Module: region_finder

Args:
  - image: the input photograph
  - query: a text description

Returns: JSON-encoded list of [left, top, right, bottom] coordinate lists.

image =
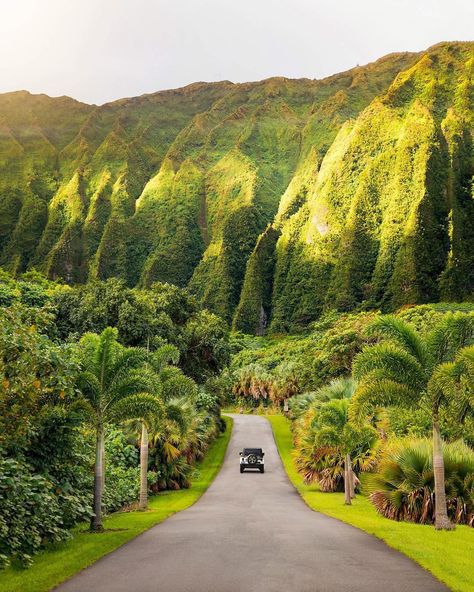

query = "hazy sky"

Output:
[[0, 0, 472, 105]]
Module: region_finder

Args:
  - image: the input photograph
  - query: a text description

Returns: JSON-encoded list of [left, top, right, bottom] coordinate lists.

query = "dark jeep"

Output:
[[239, 447, 265, 473]]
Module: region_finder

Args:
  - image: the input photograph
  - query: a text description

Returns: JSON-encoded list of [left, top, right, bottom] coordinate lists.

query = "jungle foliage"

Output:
[[226, 303, 474, 529], [0, 272, 229, 567], [1, 43, 472, 331]]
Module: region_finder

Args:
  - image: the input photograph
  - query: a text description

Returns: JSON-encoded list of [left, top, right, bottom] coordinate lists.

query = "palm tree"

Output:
[[136, 348, 201, 495], [78, 327, 162, 531], [148, 398, 196, 490], [367, 438, 474, 525], [290, 377, 356, 419], [431, 344, 474, 428], [136, 344, 180, 510], [294, 379, 378, 504], [232, 363, 272, 402], [271, 362, 300, 405], [351, 313, 474, 530]]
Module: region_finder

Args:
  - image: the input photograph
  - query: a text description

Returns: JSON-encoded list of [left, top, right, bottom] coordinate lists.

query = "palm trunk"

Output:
[[139, 422, 149, 510], [101, 435, 105, 490], [344, 453, 352, 505], [91, 426, 105, 531], [350, 468, 356, 499], [432, 418, 454, 530]]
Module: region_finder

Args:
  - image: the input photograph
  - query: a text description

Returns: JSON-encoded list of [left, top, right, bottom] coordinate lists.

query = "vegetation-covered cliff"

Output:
[[0, 42, 472, 332]]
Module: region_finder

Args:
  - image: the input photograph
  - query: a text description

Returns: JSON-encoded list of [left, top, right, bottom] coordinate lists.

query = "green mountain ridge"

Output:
[[0, 42, 472, 332]]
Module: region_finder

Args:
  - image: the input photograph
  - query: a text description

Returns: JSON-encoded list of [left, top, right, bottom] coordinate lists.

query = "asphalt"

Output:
[[57, 414, 448, 592]]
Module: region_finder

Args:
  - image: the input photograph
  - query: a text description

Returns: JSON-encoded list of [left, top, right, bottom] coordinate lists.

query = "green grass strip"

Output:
[[267, 414, 474, 592], [0, 416, 233, 592]]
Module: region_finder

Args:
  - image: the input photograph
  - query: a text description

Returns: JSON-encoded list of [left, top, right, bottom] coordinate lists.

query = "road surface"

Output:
[[57, 414, 448, 592]]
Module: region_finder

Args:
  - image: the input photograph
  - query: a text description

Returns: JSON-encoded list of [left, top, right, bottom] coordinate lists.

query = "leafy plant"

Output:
[[367, 438, 474, 526], [290, 377, 357, 419], [77, 327, 163, 530], [0, 457, 90, 569], [351, 313, 474, 529], [294, 379, 378, 503]]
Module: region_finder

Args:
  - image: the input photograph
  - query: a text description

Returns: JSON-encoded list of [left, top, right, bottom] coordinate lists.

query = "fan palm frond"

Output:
[[106, 348, 149, 391], [367, 438, 474, 525]]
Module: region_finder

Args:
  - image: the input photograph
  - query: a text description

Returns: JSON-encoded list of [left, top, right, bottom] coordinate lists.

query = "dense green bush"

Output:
[[0, 273, 229, 567], [228, 311, 377, 405], [50, 278, 230, 383], [103, 466, 141, 513], [0, 305, 78, 453], [105, 428, 138, 470], [0, 457, 91, 569]]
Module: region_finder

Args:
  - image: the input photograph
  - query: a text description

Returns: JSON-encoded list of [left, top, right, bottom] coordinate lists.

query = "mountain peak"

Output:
[[0, 42, 472, 331]]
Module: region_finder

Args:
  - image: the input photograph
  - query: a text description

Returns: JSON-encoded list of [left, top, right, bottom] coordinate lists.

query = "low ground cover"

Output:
[[268, 415, 474, 592]]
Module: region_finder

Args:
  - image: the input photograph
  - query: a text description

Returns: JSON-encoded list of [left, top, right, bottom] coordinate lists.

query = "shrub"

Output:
[[103, 466, 141, 513], [289, 391, 319, 419], [294, 386, 378, 491], [367, 438, 474, 526], [105, 428, 138, 470], [194, 390, 220, 414], [0, 457, 91, 568]]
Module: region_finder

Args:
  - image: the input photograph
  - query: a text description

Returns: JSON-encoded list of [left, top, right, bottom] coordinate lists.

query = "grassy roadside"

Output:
[[267, 414, 474, 592], [0, 416, 233, 592], [222, 405, 281, 415]]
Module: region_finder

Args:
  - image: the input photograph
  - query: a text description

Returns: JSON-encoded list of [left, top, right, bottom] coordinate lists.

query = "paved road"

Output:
[[57, 414, 448, 592]]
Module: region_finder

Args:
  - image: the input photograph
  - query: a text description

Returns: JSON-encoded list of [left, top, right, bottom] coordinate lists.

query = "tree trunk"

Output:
[[139, 422, 149, 510], [350, 468, 356, 499], [91, 426, 105, 531], [432, 418, 454, 530], [101, 435, 105, 490], [344, 453, 352, 505]]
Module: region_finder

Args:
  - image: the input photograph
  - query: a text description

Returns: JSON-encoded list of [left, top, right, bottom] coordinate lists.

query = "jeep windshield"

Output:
[[243, 448, 263, 456]]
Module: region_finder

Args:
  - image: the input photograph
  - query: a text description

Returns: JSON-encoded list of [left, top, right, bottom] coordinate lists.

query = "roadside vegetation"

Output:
[[223, 302, 474, 587], [268, 415, 474, 592], [1, 265, 473, 590], [0, 271, 230, 570], [0, 416, 232, 592]]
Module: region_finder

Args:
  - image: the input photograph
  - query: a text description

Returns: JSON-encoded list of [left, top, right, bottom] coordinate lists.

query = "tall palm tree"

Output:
[[139, 420, 149, 510], [351, 313, 474, 530], [78, 327, 162, 531]]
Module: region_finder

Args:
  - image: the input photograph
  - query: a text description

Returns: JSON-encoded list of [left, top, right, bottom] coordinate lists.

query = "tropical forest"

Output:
[[0, 36, 473, 592]]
